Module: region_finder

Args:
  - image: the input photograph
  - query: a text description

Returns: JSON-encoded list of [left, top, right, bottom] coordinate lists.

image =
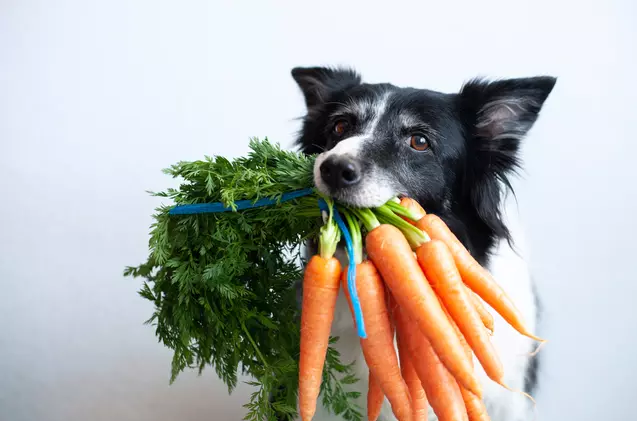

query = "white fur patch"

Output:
[[313, 92, 396, 207], [367, 92, 390, 136]]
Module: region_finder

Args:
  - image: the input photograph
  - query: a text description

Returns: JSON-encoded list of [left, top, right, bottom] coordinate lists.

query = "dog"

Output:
[[291, 66, 556, 421]]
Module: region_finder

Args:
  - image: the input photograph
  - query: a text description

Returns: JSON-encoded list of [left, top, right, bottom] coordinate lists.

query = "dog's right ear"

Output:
[[291, 66, 361, 109]]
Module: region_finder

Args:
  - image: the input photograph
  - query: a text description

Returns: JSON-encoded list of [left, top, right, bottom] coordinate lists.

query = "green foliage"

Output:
[[124, 138, 362, 420]]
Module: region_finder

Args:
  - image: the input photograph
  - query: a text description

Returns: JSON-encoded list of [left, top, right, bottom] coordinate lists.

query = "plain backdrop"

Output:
[[1, 1, 636, 420]]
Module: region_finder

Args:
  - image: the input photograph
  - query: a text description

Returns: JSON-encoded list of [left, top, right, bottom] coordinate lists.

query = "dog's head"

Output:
[[292, 66, 555, 248]]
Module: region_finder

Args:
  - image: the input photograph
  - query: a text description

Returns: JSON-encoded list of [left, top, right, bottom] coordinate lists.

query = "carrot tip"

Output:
[[527, 339, 548, 357], [500, 382, 536, 406], [300, 410, 315, 421], [527, 333, 547, 342]]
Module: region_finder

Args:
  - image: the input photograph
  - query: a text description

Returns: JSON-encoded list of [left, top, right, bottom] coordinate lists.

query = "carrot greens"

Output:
[[124, 139, 362, 421]]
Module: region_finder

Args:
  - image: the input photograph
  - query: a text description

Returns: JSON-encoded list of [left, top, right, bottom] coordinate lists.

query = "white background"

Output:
[[1, 1, 636, 420]]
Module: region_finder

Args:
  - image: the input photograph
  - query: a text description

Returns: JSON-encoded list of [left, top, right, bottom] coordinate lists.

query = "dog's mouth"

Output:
[[313, 178, 400, 208]]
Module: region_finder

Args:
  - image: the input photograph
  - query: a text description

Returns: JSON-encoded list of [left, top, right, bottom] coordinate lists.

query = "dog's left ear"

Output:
[[458, 76, 557, 239], [291, 66, 361, 109], [459, 76, 557, 148]]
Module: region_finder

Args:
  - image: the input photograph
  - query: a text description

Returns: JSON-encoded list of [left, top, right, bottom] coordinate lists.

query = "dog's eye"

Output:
[[409, 134, 429, 151], [333, 120, 349, 136]]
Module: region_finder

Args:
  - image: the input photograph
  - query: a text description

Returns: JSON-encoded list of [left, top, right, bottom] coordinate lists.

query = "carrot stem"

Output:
[[385, 199, 422, 222], [374, 205, 430, 248], [319, 199, 367, 339], [343, 210, 363, 264], [318, 198, 340, 259], [351, 208, 380, 232], [241, 321, 268, 367]]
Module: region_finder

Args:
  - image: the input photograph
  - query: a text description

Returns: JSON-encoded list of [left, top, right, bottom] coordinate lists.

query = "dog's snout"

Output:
[[319, 156, 361, 189]]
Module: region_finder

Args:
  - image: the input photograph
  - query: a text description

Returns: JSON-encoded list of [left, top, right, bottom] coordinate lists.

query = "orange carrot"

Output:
[[395, 201, 491, 335], [342, 261, 413, 421], [416, 239, 504, 387], [400, 353, 428, 421], [366, 288, 400, 421], [461, 388, 490, 421], [393, 301, 468, 421], [399, 197, 426, 225], [442, 299, 491, 421], [365, 224, 481, 397], [298, 255, 341, 421], [389, 293, 428, 421], [439, 296, 471, 361], [367, 371, 385, 421], [394, 319, 428, 419], [468, 288, 494, 333], [416, 214, 542, 342]]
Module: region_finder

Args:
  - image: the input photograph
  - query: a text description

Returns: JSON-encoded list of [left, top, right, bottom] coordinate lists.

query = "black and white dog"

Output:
[[292, 66, 556, 421]]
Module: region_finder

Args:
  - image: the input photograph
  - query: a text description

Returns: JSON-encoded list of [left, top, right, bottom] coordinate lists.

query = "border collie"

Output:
[[291, 66, 556, 421]]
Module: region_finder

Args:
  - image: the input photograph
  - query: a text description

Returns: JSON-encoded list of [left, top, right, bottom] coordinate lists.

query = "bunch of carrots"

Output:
[[298, 197, 545, 421]]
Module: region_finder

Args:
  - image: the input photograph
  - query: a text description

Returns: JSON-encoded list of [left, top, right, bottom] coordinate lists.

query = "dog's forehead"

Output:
[[331, 88, 390, 120], [334, 86, 449, 127]]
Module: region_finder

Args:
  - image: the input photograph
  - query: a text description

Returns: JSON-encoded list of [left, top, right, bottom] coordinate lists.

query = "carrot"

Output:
[[388, 293, 428, 421], [400, 352, 428, 421], [342, 261, 413, 421], [398, 197, 426, 225], [416, 239, 505, 387], [468, 288, 495, 334], [416, 214, 543, 342], [439, 296, 471, 360], [393, 300, 468, 421], [367, 371, 385, 421], [442, 299, 491, 421], [298, 255, 342, 421], [399, 197, 426, 217], [364, 222, 481, 397], [443, 286, 536, 413], [366, 286, 400, 421], [395, 324, 428, 419], [460, 388, 490, 421]]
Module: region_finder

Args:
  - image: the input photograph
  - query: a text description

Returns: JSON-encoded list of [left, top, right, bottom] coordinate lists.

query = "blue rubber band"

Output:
[[168, 189, 367, 338], [318, 199, 367, 339], [168, 188, 315, 215]]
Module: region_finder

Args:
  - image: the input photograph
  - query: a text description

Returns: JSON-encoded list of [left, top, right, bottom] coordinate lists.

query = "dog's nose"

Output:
[[319, 156, 361, 189]]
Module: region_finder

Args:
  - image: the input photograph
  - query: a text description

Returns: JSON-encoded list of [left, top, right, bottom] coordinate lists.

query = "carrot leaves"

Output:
[[124, 138, 362, 421]]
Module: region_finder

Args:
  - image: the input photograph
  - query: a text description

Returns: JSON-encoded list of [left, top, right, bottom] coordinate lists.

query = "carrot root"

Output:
[[526, 339, 548, 357], [499, 382, 537, 407], [366, 224, 482, 397], [417, 239, 505, 387], [367, 371, 385, 421], [417, 214, 545, 343], [393, 300, 469, 421], [460, 388, 491, 421], [298, 256, 342, 421], [342, 261, 413, 421]]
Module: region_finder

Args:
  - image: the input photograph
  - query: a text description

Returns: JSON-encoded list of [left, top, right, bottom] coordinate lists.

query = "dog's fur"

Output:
[[291, 66, 556, 421]]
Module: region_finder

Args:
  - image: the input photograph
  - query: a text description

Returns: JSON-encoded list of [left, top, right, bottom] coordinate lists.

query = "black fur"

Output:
[[292, 66, 556, 266], [284, 67, 555, 419]]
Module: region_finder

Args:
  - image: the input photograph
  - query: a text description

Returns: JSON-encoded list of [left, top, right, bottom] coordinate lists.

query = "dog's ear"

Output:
[[460, 76, 556, 146], [291, 66, 361, 109], [458, 76, 557, 240]]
